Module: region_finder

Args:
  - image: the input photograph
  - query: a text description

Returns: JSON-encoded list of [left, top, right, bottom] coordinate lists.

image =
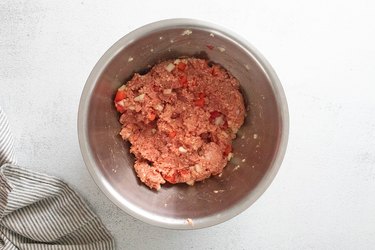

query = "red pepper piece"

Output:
[[164, 170, 177, 184], [222, 120, 228, 129], [179, 75, 188, 86], [177, 62, 186, 71], [210, 111, 221, 119], [194, 98, 205, 107], [224, 144, 232, 156], [194, 92, 206, 107], [206, 44, 214, 50], [115, 90, 126, 102], [211, 66, 220, 76], [177, 168, 190, 178], [168, 131, 177, 138], [147, 112, 156, 121]]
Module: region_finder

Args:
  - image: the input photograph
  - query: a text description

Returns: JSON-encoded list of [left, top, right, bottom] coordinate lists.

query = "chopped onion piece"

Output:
[[214, 115, 224, 126], [181, 29, 192, 36], [221, 131, 229, 138], [163, 89, 172, 94], [178, 146, 187, 153], [227, 153, 234, 161], [116, 100, 125, 107], [155, 104, 164, 111], [118, 85, 126, 91], [134, 94, 145, 102], [174, 59, 181, 64], [186, 180, 195, 186], [165, 63, 175, 72], [128, 106, 135, 110], [194, 164, 202, 172], [120, 129, 131, 140], [218, 47, 226, 52]]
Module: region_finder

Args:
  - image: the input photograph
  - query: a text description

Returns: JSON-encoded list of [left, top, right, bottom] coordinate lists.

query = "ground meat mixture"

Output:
[[114, 58, 245, 190]]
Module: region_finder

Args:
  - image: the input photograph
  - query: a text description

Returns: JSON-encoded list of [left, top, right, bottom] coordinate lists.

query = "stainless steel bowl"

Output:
[[78, 18, 289, 229]]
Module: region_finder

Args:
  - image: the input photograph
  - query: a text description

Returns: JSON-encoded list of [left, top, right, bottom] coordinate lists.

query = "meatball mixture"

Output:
[[114, 58, 245, 190]]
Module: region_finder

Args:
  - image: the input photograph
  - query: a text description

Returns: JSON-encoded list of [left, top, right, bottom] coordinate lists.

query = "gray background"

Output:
[[1, 0, 374, 249]]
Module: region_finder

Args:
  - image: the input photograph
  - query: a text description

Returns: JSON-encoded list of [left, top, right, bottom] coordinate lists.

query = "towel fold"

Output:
[[0, 107, 114, 250]]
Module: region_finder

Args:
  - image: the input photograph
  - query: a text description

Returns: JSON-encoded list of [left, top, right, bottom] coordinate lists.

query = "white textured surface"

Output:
[[1, 0, 375, 249]]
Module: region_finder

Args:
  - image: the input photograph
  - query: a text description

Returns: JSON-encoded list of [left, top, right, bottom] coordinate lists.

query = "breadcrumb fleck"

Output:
[[218, 47, 226, 52], [186, 218, 194, 226], [181, 29, 192, 36], [227, 152, 233, 161], [213, 190, 225, 193], [186, 180, 195, 186]]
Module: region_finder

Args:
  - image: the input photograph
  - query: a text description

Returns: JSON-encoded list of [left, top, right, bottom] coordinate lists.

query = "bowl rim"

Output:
[[77, 18, 289, 230]]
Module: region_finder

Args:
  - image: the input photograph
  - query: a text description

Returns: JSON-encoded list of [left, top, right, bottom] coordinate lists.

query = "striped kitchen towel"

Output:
[[0, 107, 114, 250], [0, 108, 16, 166]]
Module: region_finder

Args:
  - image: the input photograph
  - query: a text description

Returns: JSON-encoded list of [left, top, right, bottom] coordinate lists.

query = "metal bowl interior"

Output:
[[78, 19, 288, 229]]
